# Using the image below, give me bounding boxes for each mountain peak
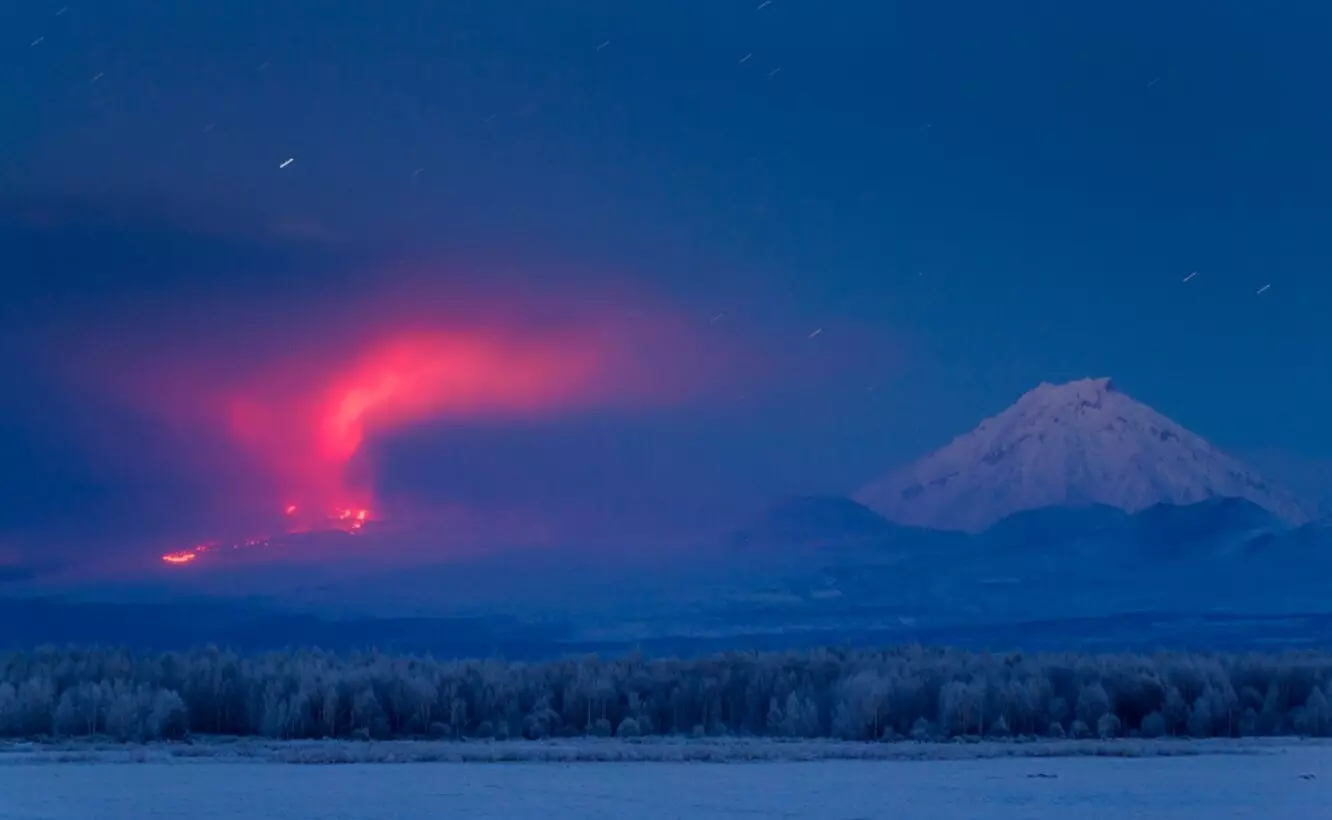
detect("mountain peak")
[1009,377,1118,413]
[1033,376,1114,397]
[855,379,1309,532]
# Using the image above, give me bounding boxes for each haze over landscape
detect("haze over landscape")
[4,2,1332,817]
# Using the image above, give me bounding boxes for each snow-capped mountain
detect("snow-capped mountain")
[855,377,1310,532]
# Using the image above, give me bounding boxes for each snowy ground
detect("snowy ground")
[0,740,1329,819]
[0,735,1311,764]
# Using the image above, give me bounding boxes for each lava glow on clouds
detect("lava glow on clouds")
[68,283,719,567]
[226,327,618,510]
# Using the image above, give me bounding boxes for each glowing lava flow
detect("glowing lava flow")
[161,504,371,565]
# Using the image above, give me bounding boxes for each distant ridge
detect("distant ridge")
[729,495,901,548]
[856,378,1310,532]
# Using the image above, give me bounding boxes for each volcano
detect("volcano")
[855,377,1310,532]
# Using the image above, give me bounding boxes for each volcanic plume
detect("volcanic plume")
[223,328,614,513]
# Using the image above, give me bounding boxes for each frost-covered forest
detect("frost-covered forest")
[2,645,1331,743]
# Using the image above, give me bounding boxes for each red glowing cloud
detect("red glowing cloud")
[223,326,632,517]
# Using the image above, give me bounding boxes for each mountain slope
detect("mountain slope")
[722,495,969,575]
[728,496,909,553]
[856,378,1309,532]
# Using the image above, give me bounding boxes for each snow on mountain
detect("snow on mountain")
[855,377,1310,532]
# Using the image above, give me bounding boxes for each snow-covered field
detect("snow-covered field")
[0,740,1329,819]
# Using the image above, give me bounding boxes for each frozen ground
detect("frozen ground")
[0,740,1329,819]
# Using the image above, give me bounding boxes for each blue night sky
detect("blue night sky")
[3,0,1330,571]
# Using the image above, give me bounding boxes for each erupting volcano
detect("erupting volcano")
[134,301,702,567]
[157,330,608,565]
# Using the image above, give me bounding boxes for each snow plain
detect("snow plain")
[1,740,1329,819]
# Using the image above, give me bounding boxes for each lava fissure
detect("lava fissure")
[161,505,372,565]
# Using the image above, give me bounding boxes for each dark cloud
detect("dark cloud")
[0,191,375,338]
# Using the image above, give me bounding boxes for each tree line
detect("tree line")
[1,644,1330,743]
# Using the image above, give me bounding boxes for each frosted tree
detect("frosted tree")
[1162,686,1190,736]
[1047,696,1070,732]
[0,682,18,735]
[1076,681,1110,728]
[147,690,189,739]
[779,691,821,738]
[834,671,889,740]
[1140,711,1166,738]
[1297,688,1329,737]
